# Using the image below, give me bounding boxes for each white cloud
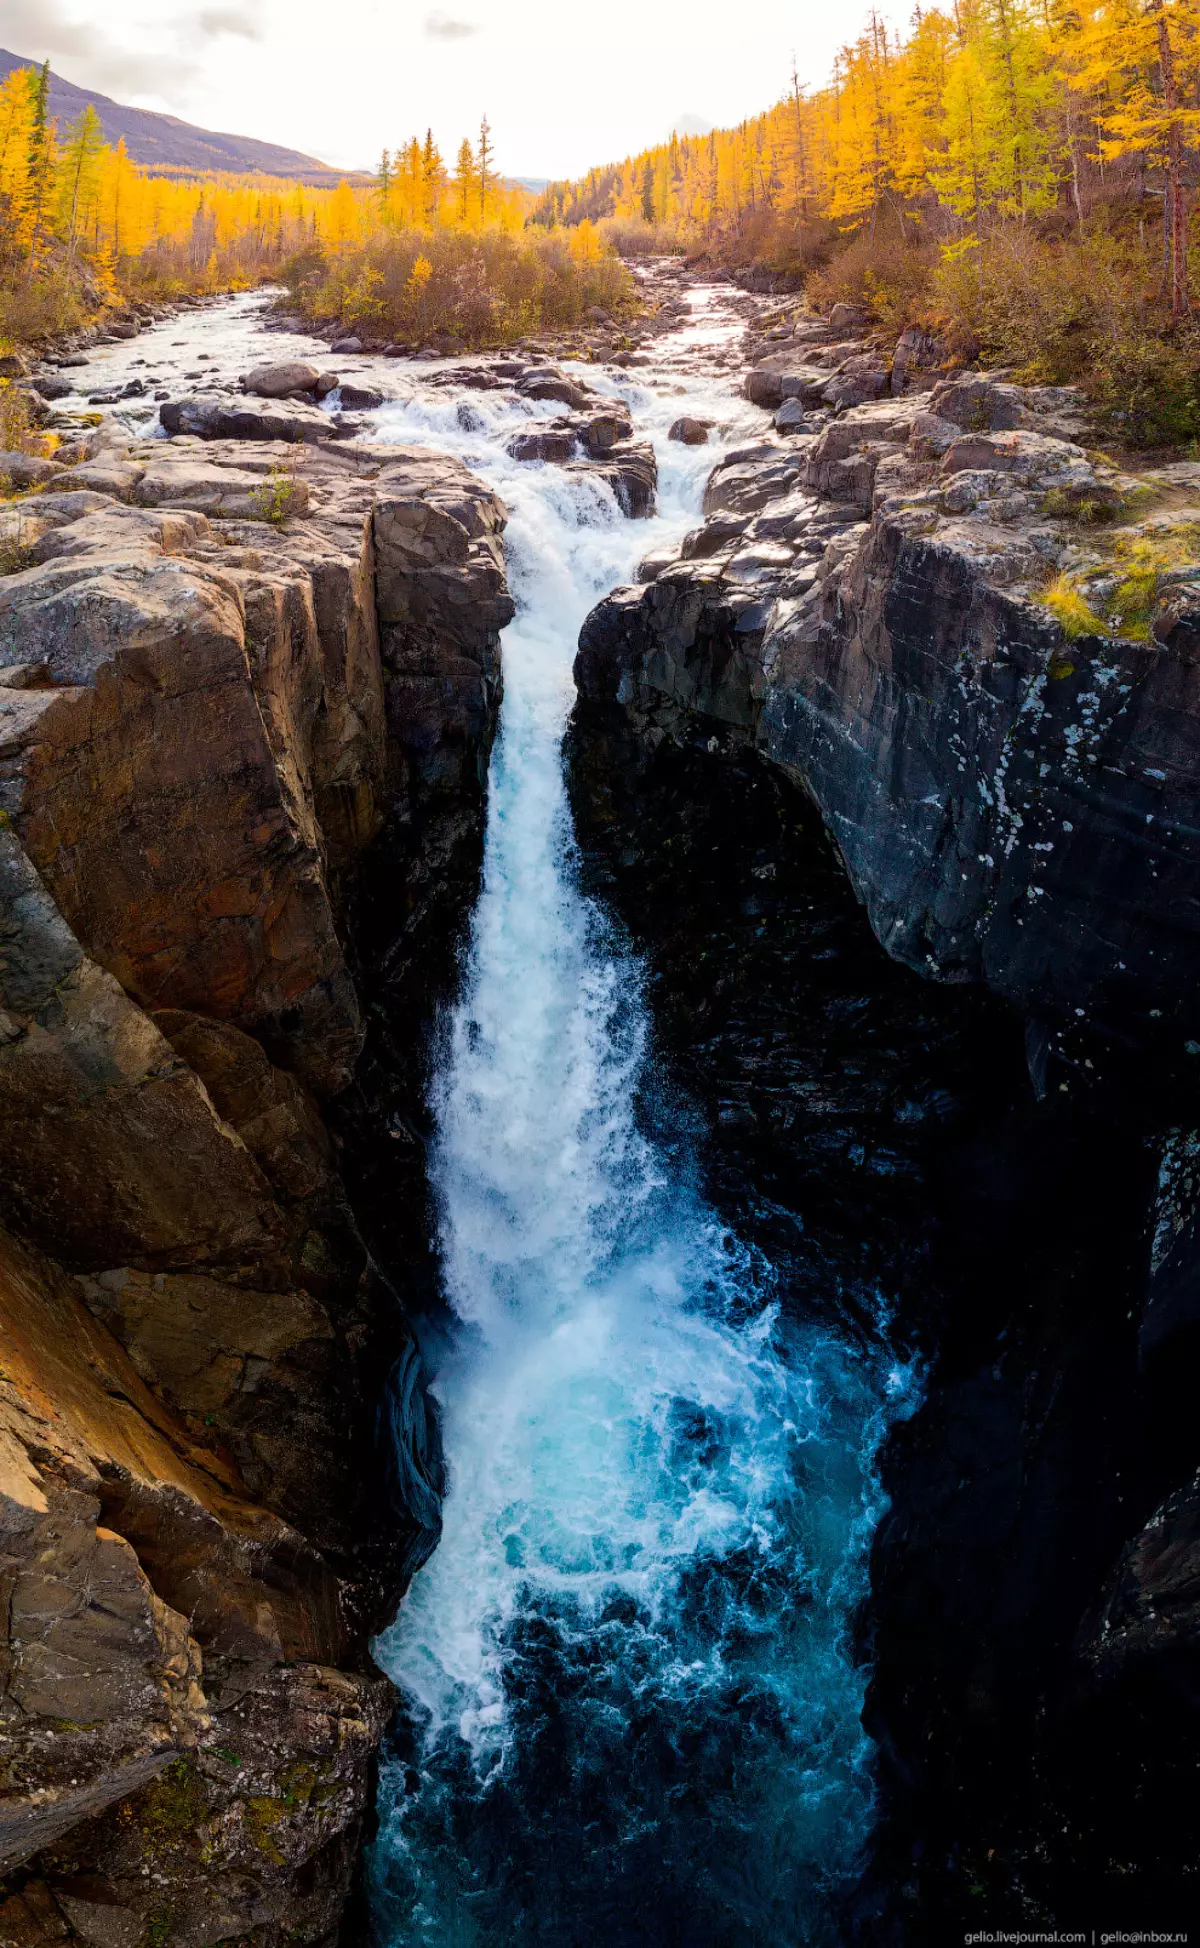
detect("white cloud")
[424,12,478,38]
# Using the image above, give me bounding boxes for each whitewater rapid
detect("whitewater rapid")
[367,292,914,1946]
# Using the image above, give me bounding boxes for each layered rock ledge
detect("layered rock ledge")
[0,424,511,1945]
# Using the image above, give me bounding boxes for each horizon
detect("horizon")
[0,0,901,181]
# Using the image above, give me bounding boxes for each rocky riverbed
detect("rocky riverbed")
[0,269,1196,1943]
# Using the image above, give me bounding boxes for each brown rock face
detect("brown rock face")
[0,430,512,1941]
[0,1224,348,1873]
[0,830,287,1273]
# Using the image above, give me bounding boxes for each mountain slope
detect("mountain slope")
[0,49,355,183]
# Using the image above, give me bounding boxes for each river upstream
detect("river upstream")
[63,283,917,1944]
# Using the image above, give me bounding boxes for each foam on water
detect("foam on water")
[367,292,915,1945]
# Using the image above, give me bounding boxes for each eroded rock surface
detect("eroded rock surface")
[0,422,511,1942]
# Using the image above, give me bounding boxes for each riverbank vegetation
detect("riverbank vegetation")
[0,65,632,352]
[533,0,1200,442]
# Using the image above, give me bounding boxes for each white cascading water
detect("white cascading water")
[366,291,915,1945]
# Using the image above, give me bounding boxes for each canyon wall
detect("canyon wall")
[0,427,511,1947]
[570,326,1200,1930]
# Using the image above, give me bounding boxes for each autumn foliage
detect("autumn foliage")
[535,0,1200,439]
[0,73,632,351]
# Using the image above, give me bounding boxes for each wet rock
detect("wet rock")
[508,427,577,463]
[576,442,657,517]
[339,383,385,411]
[1081,1466,1200,1689]
[331,336,363,353]
[668,415,713,445]
[581,406,632,455]
[518,369,594,411]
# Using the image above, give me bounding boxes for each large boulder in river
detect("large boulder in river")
[518,369,595,411]
[509,428,577,463]
[244,360,321,397]
[669,416,713,445]
[576,442,657,518]
[160,394,332,443]
[339,382,385,410]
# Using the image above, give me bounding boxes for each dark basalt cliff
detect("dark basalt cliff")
[0,425,511,1946]
[570,318,1200,1931]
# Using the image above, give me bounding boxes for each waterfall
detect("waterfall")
[367,294,915,1946]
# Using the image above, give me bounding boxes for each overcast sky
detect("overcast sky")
[0,0,888,179]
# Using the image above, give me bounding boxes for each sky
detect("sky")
[0,0,889,180]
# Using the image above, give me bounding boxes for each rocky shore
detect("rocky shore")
[0,401,511,1945]
[568,295,1200,1931]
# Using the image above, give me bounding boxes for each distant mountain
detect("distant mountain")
[0,50,360,185]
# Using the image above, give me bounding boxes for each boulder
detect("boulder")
[519,369,594,411]
[159,394,332,444]
[331,336,363,354]
[745,359,830,410]
[774,399,808,435]
[0,451,63,489]
[508,428,577,463]
[338,383,385,411]
[30,374,73,401]
[892,324,945,390]
[581,407,633,456]
[315,371,339,398]
[829,302,869,334]
[577,443,657,518]
[669,416,714,445]
[820,356,889,410]
[243,360,321,398]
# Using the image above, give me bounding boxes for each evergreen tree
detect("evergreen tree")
[454,137,476,223]
[477,114,493,218]
[24,60,53,270]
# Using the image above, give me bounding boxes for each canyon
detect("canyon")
[0,273,1196,1945]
